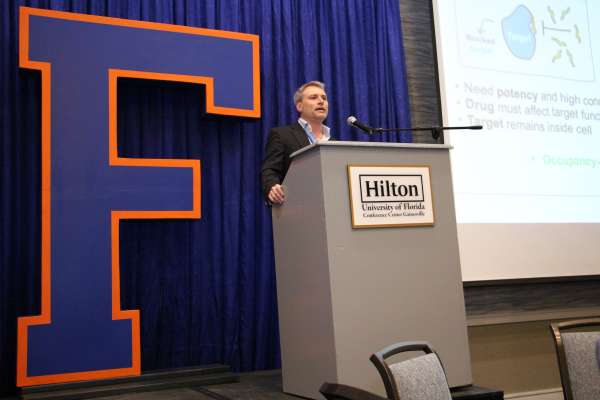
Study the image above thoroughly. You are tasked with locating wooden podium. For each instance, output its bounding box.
[271,142,472,399]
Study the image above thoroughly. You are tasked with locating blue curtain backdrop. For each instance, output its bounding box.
[0,0,411,394]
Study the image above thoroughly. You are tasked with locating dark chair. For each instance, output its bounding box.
[550,318,600,400]
[370,341,452,400]
[320,382,388,400]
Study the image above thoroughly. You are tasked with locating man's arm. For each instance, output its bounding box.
[260,128,285,203]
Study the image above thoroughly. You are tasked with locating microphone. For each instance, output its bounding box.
[346,116,374,133]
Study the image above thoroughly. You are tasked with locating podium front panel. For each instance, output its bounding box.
[272,143,471,399]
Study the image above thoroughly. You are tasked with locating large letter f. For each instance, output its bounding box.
[18,7,260,386]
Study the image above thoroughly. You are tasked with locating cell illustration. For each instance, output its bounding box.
[502,5,537,60]
[454,0,593,81]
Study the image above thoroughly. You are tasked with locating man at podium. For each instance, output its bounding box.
[260,81,331,204]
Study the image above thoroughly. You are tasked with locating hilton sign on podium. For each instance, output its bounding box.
[347,164,435,228]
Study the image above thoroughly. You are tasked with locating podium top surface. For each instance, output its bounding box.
[290,141,452,158]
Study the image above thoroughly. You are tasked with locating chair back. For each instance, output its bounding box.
[370,341,452,400]
[551,318,600,400]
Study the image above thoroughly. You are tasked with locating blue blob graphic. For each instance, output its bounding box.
[502,5,536,60]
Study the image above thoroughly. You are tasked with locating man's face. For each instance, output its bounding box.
[296,85,328,123]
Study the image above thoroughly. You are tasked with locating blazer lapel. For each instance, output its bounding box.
[290,122,310,150]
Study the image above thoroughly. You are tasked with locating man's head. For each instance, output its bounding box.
[294,81,328,123]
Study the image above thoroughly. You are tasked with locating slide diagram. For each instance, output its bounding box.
[453,0,595,81]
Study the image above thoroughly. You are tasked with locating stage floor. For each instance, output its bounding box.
[87,370,503,400]
[92,370,292,400]
[6,369,502,400]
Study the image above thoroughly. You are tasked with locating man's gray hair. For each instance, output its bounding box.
[293,81,325,104]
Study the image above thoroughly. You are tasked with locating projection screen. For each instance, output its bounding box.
[431,0,600,281]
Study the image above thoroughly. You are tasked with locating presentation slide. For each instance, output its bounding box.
[432,0,600,281]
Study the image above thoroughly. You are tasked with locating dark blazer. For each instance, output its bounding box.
[260,123,310,200]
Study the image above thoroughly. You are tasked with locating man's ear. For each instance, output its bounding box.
[295,101,302,113]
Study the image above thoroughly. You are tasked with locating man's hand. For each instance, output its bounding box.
[268,184,286,204]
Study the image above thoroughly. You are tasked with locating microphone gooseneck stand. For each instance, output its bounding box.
[361,125,483,141]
